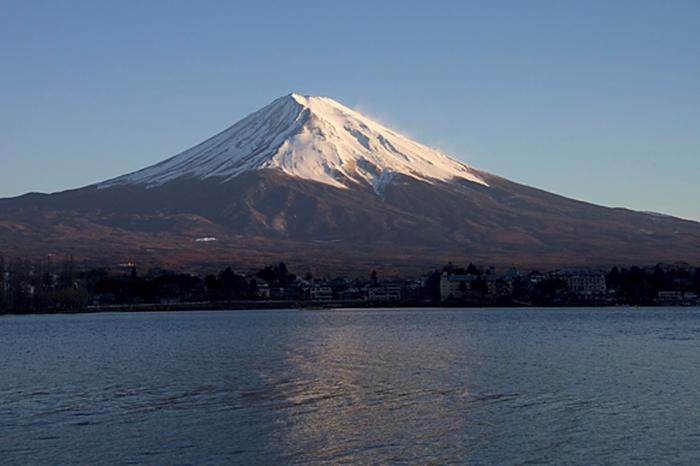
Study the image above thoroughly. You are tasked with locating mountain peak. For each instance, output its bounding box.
[99,94,488,192]
[288,91,308,102]
[287,92,334,105]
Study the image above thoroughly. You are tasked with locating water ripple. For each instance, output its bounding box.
[1,308,700,464]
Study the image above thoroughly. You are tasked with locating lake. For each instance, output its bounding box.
[2,308,700,464]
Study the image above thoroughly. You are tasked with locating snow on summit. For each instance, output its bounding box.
[100,93,488,192]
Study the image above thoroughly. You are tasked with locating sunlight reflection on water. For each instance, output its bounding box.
[1,308,700,464]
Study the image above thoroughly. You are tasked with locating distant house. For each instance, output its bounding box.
[484,274,513,297]
[550,268,607,296]
[368,285,403,303]
[527,272,547,286]
[339,286,366,301]
[309,285,333,302]
[269,286,288,300]
[658,291,683,303]
[402,278,424,301]
[657,290,697,305]
[329,277,352,289]
[254,279,271,299]
[439,273,477,301]
[91,293,116,306]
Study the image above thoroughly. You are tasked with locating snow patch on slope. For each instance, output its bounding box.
[99,93,488,193]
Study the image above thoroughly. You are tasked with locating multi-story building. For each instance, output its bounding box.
[439,273,477,301]
[309,285,333,302]
[550,268,607,296]
[368,286,403,303]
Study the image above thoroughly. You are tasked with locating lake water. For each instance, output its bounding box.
[1,308,700,465]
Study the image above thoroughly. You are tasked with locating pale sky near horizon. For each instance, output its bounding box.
[1,0,699,220]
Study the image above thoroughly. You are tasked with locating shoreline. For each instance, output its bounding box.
[2,301,699,316]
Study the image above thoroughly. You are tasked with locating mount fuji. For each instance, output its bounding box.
[99,93,488,192]
[2,93,699,273]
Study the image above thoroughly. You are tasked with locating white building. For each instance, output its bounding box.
[309,286,333,302]
[551,268,607,296]
[439,273,477,301]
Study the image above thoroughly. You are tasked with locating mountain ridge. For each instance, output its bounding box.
[1,93,700,273]
[98,93,487,193]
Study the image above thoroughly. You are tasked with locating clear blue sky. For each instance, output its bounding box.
[2,0,699,220]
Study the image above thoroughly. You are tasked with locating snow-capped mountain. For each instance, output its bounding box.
[2,93,700,273]
[99,93,487,193]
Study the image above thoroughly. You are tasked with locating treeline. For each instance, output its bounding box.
[1,253,700,313]
[0,255,90,312]
[606,265,700,304]
[90,263,297,304]
[0,256,300,312]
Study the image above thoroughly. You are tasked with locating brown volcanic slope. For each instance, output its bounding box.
[2,93,699,274]
[1,169,699,275]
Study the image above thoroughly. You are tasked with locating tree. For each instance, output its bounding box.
[606,267,622,291]
[370,270,378,286]
[55,287,90,309]
[466,263,480,275]
[423,270,442,302]
[60,255,75,289]
[471,275,488,297]
[650,264,670,293]
[204,274,219,298]
[217,267,248,300]
[511,276,528,300]
[0,254,6,310]
[255,263,296,288]
[617,266,653,304]
[458,280,468,293]
[532,278,567,305]
[7,258,32,311]
[278,262,289,285]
